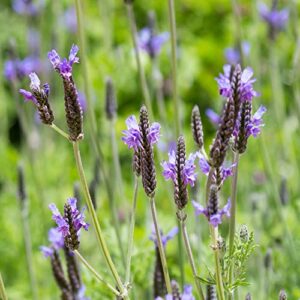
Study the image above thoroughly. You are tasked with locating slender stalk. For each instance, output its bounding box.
[228,152,239,300]
[149,197,172,294]
[125,3,153,118]
[72,141,128,299]
[176,219,185,289]
[125,176,139,284]
[50,124,69,140]
[167,0,181,136]
[211,226,225,300]
[74,250,121,296]
[74,0,99,139]
[21,208,38,300]
[179,215,205,300]
[0,273,7,300]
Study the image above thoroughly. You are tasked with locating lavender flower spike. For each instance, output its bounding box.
[138,27,169,59]
[19,72,54,125]
[49,198,89,251]
[247,105,267,138]
[150,227,178,248]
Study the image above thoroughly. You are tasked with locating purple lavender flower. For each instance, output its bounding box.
[161,152,197,187]
[246,105,267,137]
[4,56,41,82]
[138,27,169,58]
[196,152,235,182]
[48,44,79,78]
[150,227,178,248]
[122,115,160,151]
[40,228,64,258]
[156,281,195,300]
[78,91,87,113]
[192,198,231,227]
[258,3,289,31]
[205,108,221,126]
[62,7,77,33]
[224,41,251,65]
[49,198,89,244]
[216,65,259,102]
[12,0,39,16]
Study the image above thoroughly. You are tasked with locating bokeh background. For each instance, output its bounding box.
[0,0,300,299]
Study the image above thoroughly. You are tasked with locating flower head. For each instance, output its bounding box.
[48,44,79,78]
[40,228,64,258]
[12,0,40,16]
[224,41,250,65]
[138,28,169,58]
[49,198,89,251]
[19,72,54,125]
[150,227,178,248]
[216,65,258,102]
[258,3,289,31]
[246,105,266,138]
[192,197,231,227]
[122,115,160,151]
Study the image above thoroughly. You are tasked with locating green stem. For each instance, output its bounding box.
[176,218,185,289]
[228,152,239,300]
[167,0,181,136]
[149,197,172,294]
[72,141,128,299]
[50,124,69,140]
[0,273,7,300]
[125,176,139,284]
[21,207,38,300]
[74,250,121,296]
[125,3,153,118]
[179,212,205,300]
[211,226,225,300]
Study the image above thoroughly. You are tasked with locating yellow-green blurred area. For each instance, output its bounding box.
[0,0,300,299]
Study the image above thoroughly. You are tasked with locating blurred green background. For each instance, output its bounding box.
[0,0,300,299]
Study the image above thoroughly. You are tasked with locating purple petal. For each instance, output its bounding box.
[164,227,179,244]
[161,151,176,182]
[183,154,197,186]
[224,48,240,65]
[29,72,40,90]
[48,228,64,250]
[69,44,79,65]
[122,116,141,151]
[220,198,231,218]
[197,152,210,175]
[209,213,223,227]
[40,246,54,258]
[19,89,37,104]
[206,108,220,125]
[182,284,195,300]
[148,122,161,145]
[192,200,208,217]
[48,49,61,69]
[4,60,17,81]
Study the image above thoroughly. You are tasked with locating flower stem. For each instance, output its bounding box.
[211,226,225,300]
[125,3,153,119]
[179,212,205,300]
[21,206,38,300]
[125,176,139,284]
[74,250,121,296]
[228,152,239,299]
[72,141,128,299]
[167,0,181,136]
[149,197,172,294]
[0,273,7,300]
[50,123,69,140]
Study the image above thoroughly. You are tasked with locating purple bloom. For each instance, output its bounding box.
[62,7,77,33]
[4,56,41,82]
[40,228,64,258]
[192,198,231,227]
[258,3,289,31]
[224,41,251,65]
[48,44,79,78]
[122,115,160,151]
[161,152,197,186]
[138,27,169,58]
[156,281,195,300]
[206,108,221,126]
[49,198,89,239]
[196,152,235,182]
[12,0,39,16]
[246,105,267,138]
[216,65,259,102]
[150,227,178,248]
[78,91,87,112]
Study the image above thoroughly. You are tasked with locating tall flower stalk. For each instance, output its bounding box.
[0,273,7,300]
[167,0,181,136]
[124,1,153,118]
